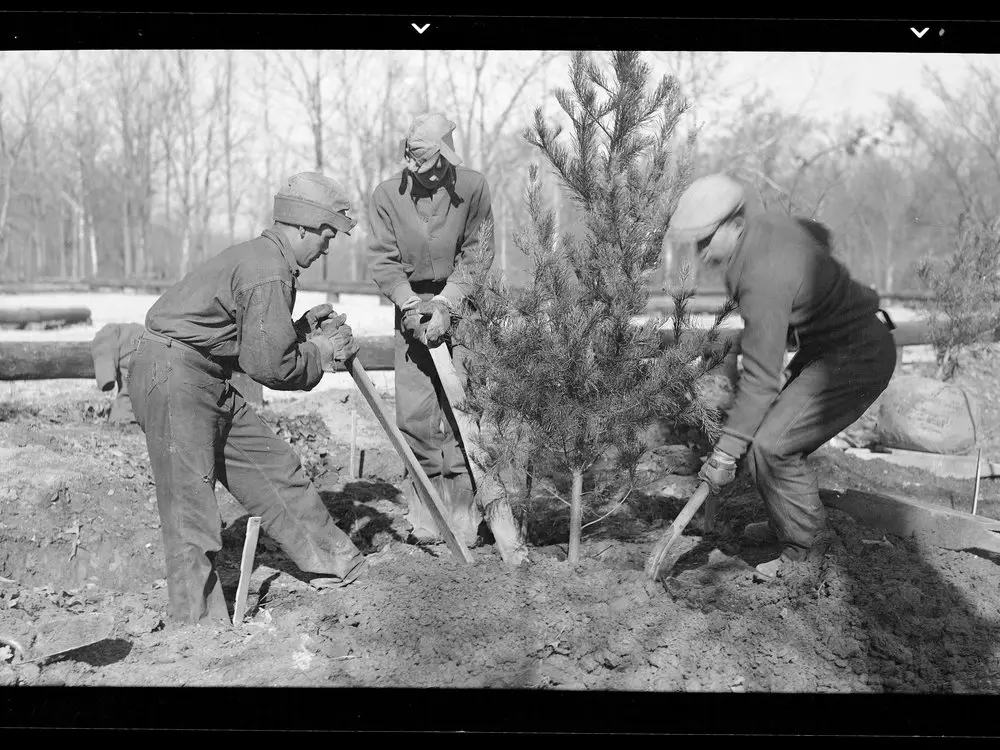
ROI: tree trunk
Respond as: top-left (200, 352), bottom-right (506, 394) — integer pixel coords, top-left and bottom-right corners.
top-left (568, 467), bottom-right (584, 563)
top-left (500, 199), bottom-right (508, 273)
top-left (179, 221), bottom-right (191, 278)
top-left (224, 51), bottom-right (236, 245)
top-left (58, 206), bottom-right (66, 278)
top-left (88, 215), bottom-right (98, 276)
top-left (122, 196), bottom-right (133, 278)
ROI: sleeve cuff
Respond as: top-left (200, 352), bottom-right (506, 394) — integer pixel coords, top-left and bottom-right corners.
top-left (389, 282), bottom-right (416, 307)
top-left (438, 282), bottom-right (465, 308)
top-left (715, 432), bottom-right (750, 460)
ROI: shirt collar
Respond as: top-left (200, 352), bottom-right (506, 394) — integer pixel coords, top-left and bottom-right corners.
top-left (262, 228), bottom-right (301, 278)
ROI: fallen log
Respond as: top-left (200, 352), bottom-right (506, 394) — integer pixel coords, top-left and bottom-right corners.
top-left (0, 319), bottom-right (946, 382)
top-left (0, 307), bottom-right (92, 328)
top-left (820, 488), bottom-right (1000, 556)
top-left (656, 319), bottom-right (938, 352)
top-left (844, 447), bottom-right (1000, 480)
top-left (0, 336), bottom-right (396, 380)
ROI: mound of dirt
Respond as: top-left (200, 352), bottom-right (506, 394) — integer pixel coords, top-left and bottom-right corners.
top-left (1, 354), bottom-right (999, 692)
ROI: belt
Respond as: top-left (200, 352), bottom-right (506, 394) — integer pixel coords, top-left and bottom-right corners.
top-left (142, 328), bottom-right (211, 357)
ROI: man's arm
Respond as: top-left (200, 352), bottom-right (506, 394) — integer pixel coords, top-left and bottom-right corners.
top-left (714, 264), bottom-right (801, 460)
top-left (438, 176), bottom-right (495, 308)
top-left (235, 278), bottom-right (326, 391)
top-left (366, 187), bottom-right (416, 307)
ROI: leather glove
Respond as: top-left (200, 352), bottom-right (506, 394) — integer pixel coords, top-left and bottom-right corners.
top-left (699, 448), bottom-right (737, 492)
top-left (294, 303), bottom-right (335, 341)
top-left (310, 313), bottom-right (359, 371)
top-left (399, 295), bottom-right (422, 313)
top-left (401, 309), bottom-right (425, 339)
top-left (419, 296), bottom-right (452, 344)
top-left (317, 313), bottom-right (359, 363)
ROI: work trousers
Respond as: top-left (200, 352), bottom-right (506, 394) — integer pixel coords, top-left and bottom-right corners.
top-left (393, 288), bottom-right (481, 543)
top-left (747, 314), bottom-right (897, 560)
top-left (129, 331), bottom-right (364, 625)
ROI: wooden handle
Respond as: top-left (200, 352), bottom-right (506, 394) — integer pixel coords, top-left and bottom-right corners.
top-left (645, 482), bottom-right (711, 580)
top-left (346, 357), bottom-right (474, 564)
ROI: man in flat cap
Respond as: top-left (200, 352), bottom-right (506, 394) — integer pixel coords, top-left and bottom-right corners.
top-left (130, 172), bottom-right (375, 626)
top-left (367, 113), bottom-right (495, 547)
top-left (666, 173), bottom-right (897, 580)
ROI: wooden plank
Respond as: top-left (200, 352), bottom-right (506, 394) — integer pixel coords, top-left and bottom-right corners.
top-left (232, 516), bottom-right (262, 627)
top-left (820, 488), bottom-right (1000, 555)
top-left (0, 307), bottom-right (92, 327)
top-left (845, 448), bottom-right (1000, 479)
top-left (346, 356), bottom-right (474, 564)
top-left (0, 336), bottom-right (396, 380)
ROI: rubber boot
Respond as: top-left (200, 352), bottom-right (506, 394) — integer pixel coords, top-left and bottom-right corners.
top-left (444, 474), bottom-right (483, 549)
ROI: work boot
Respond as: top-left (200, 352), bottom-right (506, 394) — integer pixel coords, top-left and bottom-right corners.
top-left (403, 479), bottom-right (443, 545)
top-left (742, 521), bottom-right (779, 546)
top-left (309, 547), bottom-right (391, 590)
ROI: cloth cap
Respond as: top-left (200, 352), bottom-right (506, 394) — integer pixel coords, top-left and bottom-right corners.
top-left (273, 172), bottom-right (357, 235)
top-left (665, 174), bottom-right (746, 243)
top-left (402, 113), bottom-right (463, 174)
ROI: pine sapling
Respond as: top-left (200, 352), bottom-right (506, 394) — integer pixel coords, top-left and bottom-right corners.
top-left (452, 51), bottom-right (736, 563)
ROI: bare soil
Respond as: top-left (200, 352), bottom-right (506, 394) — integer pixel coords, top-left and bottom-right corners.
top-left (1, 353), bottom-right (999, 695)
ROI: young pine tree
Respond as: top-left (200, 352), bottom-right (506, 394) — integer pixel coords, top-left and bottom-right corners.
top-left (451, 51), bottom-right (736, 563)
top-left (916, 212), bottom-right (1000, 381)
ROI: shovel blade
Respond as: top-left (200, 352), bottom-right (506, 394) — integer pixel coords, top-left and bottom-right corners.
top-left (26, 612), bottom-right (115, 663)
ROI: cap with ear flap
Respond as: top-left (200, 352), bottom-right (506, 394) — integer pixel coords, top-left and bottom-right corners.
top-left (273, 172), bottom-right (358, 235)
top-left (665, 174), bottom-right (746, 243)
top-left (402, 113), bottom-right (463, 174)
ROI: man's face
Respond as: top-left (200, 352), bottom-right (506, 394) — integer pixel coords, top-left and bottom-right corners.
top-left (697, 219), bottom-right (742, 269)
top-left (297, 225), bottom-right (337, 268)
top-left (413, 156), bottom-right (451, 189)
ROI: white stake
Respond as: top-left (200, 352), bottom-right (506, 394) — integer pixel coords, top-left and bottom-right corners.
top-left (973, 447), bottom-right (983, 516)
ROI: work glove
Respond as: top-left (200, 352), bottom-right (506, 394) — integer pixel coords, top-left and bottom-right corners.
top-left (401, 309), bottom-right (425, 339)
top-left (699, 448), bottom-right (737, 492)
top-left (399, 295), bottom-right (422, 313)
top-left (419, 296), bottom-right (452, 344)
top-left (294, 303), bottom-right (335, 341)
top-left (311, 313), bottom-right (360, 370)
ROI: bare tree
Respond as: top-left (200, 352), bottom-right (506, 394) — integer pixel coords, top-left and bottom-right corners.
top-left (275, 50), bottom-right (333, 278)
top-left (0, 52), bottom-right (63, 276)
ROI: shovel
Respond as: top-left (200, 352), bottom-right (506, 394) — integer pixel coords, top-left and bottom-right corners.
top-left (644, 481), bottom-right (713, 581)
top-left (1, 612), bottom-right (115, 665)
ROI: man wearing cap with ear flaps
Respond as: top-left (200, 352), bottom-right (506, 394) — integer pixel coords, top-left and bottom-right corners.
top-left (665, 173), bottom-right (897, 580)
top-left (367, 113), bottom-right (495, 547)
top-left (129, 172), bottom-right (375, 626)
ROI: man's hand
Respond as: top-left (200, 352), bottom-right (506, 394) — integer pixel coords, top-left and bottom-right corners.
top-left (317, 313), bottom-right (359, 363)
top-left (401, 310), bottom-right (425, 339)
top-left (419, 296), bottom-right (452, 344)
top-left (309, 313), bottom-right (359, 370)
top-left (699, 448), bottom-right (737, 492)
top-left (399, 295), bottom-right (422, 313)
top-left (294, 303), bottom-right (335, 340)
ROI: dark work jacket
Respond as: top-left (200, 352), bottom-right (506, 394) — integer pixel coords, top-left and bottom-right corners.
top-left (715, 212), bottom-right (881, 459)
top-left (144, 229), bottom-right (325, 391)
top-left (367, 166), bottom-right (494, 308)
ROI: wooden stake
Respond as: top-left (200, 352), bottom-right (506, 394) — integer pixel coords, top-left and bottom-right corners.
top-left (350, 403), bottom-right (357, 478)
top-left (357, 449), bottom-right (365, 479)
top-left (232, 516), bottom-right (261, 628)
top-left (973, 447), bottom-right (983, 517)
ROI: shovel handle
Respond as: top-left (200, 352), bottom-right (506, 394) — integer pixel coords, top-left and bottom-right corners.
top-left (645, 481), bottom-right (712, 580)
